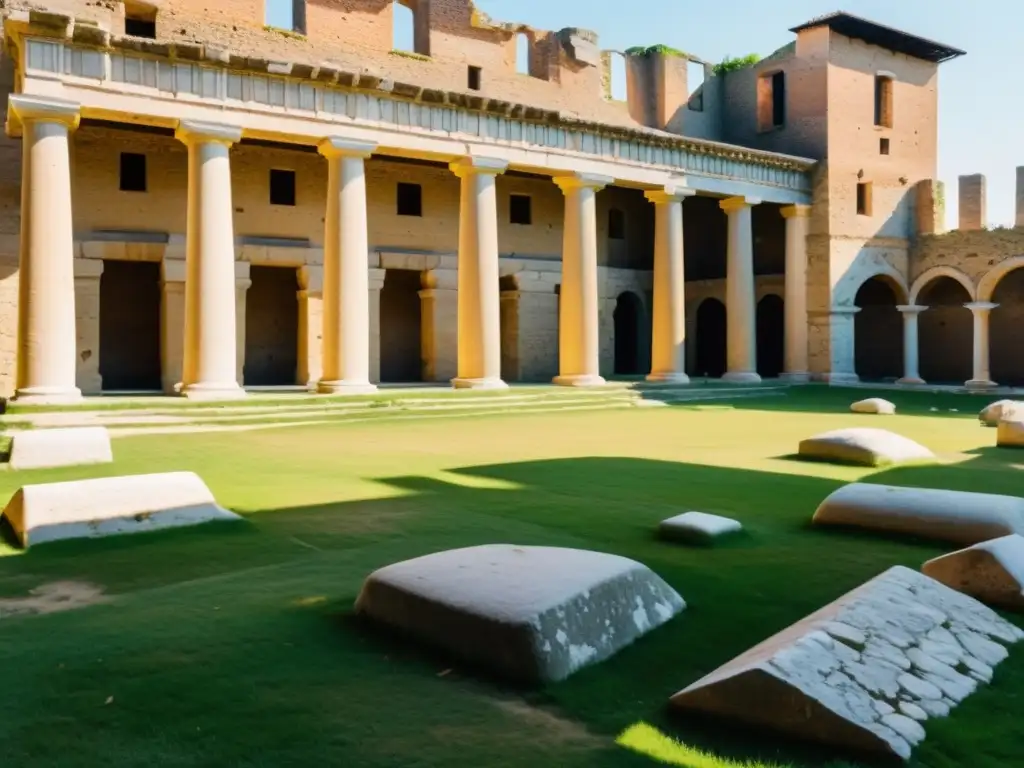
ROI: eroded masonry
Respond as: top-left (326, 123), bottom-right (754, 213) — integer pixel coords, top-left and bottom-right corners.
top-left (2, 1), bottom-right (1017, 401)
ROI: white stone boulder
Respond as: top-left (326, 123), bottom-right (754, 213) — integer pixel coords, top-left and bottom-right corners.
top-left (354, 544), bottom-right (685, 684)
top-left (850, 398), bottom-right (896, 415)
top-left (813, 484), bottom-right (1024, 546)
top-left (923, 535), bottom-right (1024, 611)
top-left (980, 400), bottom-right (1018, 427)
top-left (1, 471), bottom-right (241, 548)
top-left (670, 566), bottom-right (1023, 761)
top-left (659, 511), bottom-right (742, 545)
top-left (798, 428), bottom-right (935, 467)
top-left (996, 402), bottom-right (1024, 447)
top-left (8, 427), bottom-right (113, 470)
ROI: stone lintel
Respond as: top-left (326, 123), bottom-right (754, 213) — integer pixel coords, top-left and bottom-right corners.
top-left (175, 119), bottom-right (243, 146)
top-left (318, 137), bottom-right (377, 159)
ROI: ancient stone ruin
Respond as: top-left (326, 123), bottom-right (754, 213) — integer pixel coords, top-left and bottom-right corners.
top-left (659, 511), bottom-right (743, 545)
top-left (798, 428), bottom-right (934, 467)
top-left (923, 535), bottom-right (1024, 611)
top-left (8, 426), bottom-right (113, 470)
top-left (850, 398), bottom-right (896, 415)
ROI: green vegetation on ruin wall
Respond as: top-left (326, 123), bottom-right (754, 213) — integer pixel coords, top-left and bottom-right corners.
top-left (713, 53), bottom-right (761, 76)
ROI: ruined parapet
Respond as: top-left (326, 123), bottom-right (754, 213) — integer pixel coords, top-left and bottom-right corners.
top-left (557, 27), bottom-right (600, 67)
top-left (959, 173), bottom-right (987, 231)
top-left (623, 46), bottom-right (691, 134)
top-left (915, 179), bottom-right (945, 236)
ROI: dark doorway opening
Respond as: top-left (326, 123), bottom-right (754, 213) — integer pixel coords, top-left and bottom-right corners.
top-left (244, 265), bottom-right (299, 386)
top-left (694, 298), bottom-right (727, 378)
top-left (991, 269), bottom-right (1024, 386)
top-left (918, 277), bottom-right (972, 384)
top-left (756, 294), bottom-right (784, 379)
top-left (380, 269), bottom-right (424, 383)
top-left (614, 291), bottom-right (644, 375)
top-left (854, 277), bottom-right (903, 381)
top-left (100, 260), bottom-right (162, 390)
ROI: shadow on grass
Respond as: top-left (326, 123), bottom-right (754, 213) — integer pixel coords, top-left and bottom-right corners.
top-left (0, 456), bottom-right (1019, 767)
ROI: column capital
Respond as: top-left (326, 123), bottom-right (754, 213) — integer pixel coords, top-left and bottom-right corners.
top-left (781, 204), bottom-right (812, 219)
top-left (897, 304), bottom-right (928, 315)
top-left (554, 173), bottom-right (614, 194)
top-left (830, 305), bottom-right (862, 316)
top-left (450, 156), bottom-right (508, 178)
top-left (318, 137), bottom-right (377, 159)
top-left (645, 185), bottom-right (696, 205)
top-left (965, 301), bottom-right (998, 313)
top-left (720, 195), bottom-right (762, 213)
top-left (175, 120), bottom-right (242, 147)
top-left (7, 94), bottom-right (80, 132)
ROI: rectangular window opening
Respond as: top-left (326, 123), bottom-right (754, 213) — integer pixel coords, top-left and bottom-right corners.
top-left (125, 16), bottom-right (157, 39)
top-left (608, 208), bottom-right (626, 240)
top-left (269, 169), bottom-right (296, 207)
top-left (757, 71), bottom-right (786, 131)
top-left (856, 182), bottom-right (872, 216)
top-left (468, 66), bottom-right (482, 91)
top-left (397, 182), bottom-right (423, 217)
top-left (771, 71), bottom-right (786, 127)
top-left (875, 75), bottom-right (894, 128)
top-left (510, 194), bottom-right (532, 225)
top-left (119, 152), bottom-right (147, 192)
top-left (879, 137), bottom-right (890, 156)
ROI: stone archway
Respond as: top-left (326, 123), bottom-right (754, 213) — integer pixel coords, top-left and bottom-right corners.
top-left (613, 291), bottom-right (644, 375)
top-left (756, 294), bottom-right (784, 379)
top-left (694, 297), bottom-right (726, 378)
top-left (918, 276), bottom-right (972, 384)
top-left (991, 268), bottom-right (1024, 385)
top-left (854, 276), bottom-right (902, 381)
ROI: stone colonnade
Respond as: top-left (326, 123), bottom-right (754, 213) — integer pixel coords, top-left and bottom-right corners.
top-left (9, 94), bottom-right (813, 402)
top-left (897, 301), bottom-right (1000, 389)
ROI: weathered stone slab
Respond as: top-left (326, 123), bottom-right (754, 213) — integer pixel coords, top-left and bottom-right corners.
top-left (1, 471), bottom-right (240, 548)
top-left (355, 544), bottom-right (685, 684)
top-left (9, 427), bottom-right (113, 470)
top-left (670, 566), bottom-right (1023, 761)
top-left (798, 428), bottom-right (934, 467)
top-left (813, 483), bottom-right (1024, 546)
top-left (659, 512), bottom-right (742, 545)
top-left (923, 535), bottom-right (1024, 610)
top-left (980, 400), bottom-right (1018, 427)
top-left (851, 398), bottom-right (896, 415)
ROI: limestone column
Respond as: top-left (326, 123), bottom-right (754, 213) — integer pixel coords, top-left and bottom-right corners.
top-left (368, 268), bottom-right (385, 384)
top-left (720, 196), bottom-right (762, 383)
top-left (11, 95), bottom-right (82, 403)
top-left (297, 265), bottom-right (323, 389)
top-left (780, 204), bottom-right (811, 382)
top-left (896, 305), bottom-right (927, 385)
top-left (73, 258), bottom-right (104, 395)
top-left (420, 269), bottom-right (459, 382)
top-left (451, 157), bottom-right (508, 389)
top-left (318, 137), bottom-right (378, 394)
top-left (175, 120), bottom-right (245, 400)
top-left (553, 173), bottom-right (612, 386)
top-left (160, 255), bottom-right (186, 393)
top-left (966, 301), bottom-right (998, 389)
top-left (645, 186), bottom-right (694, 383)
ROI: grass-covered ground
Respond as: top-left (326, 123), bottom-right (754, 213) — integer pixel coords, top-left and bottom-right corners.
top-left (0, 386), bottom-right (1020, 768)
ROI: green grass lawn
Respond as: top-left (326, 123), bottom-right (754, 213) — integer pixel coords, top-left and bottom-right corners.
top-left (0, 386), bottom-right (1020, 768)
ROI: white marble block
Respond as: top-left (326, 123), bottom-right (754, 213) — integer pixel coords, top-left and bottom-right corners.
top-left (850, 398), bottom-right (896, 415)
top-left (799, 428), bottom-right (934, 467)
top-left (923, 535), bottom-right (1024, 610)
top-left (9, 427), bottom-right (113, 470)
top-left (659, 512), bottom-right (743, 544)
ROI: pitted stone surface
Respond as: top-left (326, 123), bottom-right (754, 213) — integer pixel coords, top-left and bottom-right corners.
top-left (851, 398), bottom-right (896, 415)
top-left (813, 484), bottom-right (1024, 545)
top-left (923, 534), bottom-right (1024, 610)
top-left (980, 400), bottom-right (1018, 427)
top-left (354, 544), bottom-right (685, 684)
top-left (659, 512), bottom-right (743, 545)
top-left (799, 429), bottom-right (935, 467)
top-left (9, 426), bottom-right (113, 470)
top-left (669, 567), bottom-right (1022, 761)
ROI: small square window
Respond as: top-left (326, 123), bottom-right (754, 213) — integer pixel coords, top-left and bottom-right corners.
top-left (269, 169), bottom-right (296, 206)
top-left (857, 182), bottom-right (872, 216)
top-left (608, 208), bottom-right (626, 240)
top-left (510, 194), bottom-right (532, 225)
top-left (125, 16), bottom-right (157, 39)
top-left (879, 138), bottom-right (890, 155)
top-left (119, 152), bottom-right (147, 192)
top-left (397, 182), bottom-right (423, 217)
top-left (468, 66), bottom-right (482, 91)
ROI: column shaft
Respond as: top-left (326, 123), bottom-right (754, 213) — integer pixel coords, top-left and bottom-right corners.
top-left (781, 204), bottom-right (811, 381)
top-left (721, 196), bottom-right (761, 383)
top-left (318, 138), bottom-right (377, 394)
top-left (554, 174), bottom-right (612, 386)
top-left (646, 187), bottom-right (692, 383)
top-left (966, 302), bottom-right (998, 389)
top-left (177, 120), bottom-right (244, 400)
top-left (12, 96), bottom-right (82, 403)
top-left (451, 157), bottom-right (508, 389)
top-left (895, 305), bottom-right (926, 385)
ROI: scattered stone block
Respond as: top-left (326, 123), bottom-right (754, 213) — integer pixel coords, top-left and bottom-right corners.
top-left (813, 483), bottom-right (1024, 546)
top-left (923, 535), bottom-right (1024, 611)
top-left (659, 512), bottom-right (742, 545)
top-left (8, 427), bottom-right (113, 470)
top-left (669, 566), bottom-right (1023, 761)
top-left (798, 428), bottom-right (935, 467)
top-left (1, 471), bottom-right (240, 548)
top-left (355, 544), bottom-right (685, 684)
top-left (980, 400), bottom-right (1017, 427)
top-left (997, 403), bottom-right (1024, 447)
top-left (850, 398), bottom-right (896, 415)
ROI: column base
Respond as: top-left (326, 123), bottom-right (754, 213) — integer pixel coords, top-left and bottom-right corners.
top-left (780, 371), bottom-right (811, 384)
top-left (722, 371), bottom-right (762, 384)
top-left (553, 374), bottom-right (607, 387)
top-left (896, 376), bottom-right (926, 386)
top-left (13, 385), bottom-right (83, 405)
top-left (966, 378), bottom-right (998, 391)
top-left (317, 380), bottom-right (378, 395)
top-left (451, 377), bottom-right (509, 391)
top-left (824, 372), bottom-right (860, 385)
top-left (646, 372), bottom-right (690, 385)
top-left (180, 382), bottom-right (247, 401)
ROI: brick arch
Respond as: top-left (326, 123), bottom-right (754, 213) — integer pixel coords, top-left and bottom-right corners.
top-left (909, 266), bottom-right (976, 305)
top-left (832, 258), bottom-right (909, 308)
top-left (978, 256), bottom-right (1024, 303)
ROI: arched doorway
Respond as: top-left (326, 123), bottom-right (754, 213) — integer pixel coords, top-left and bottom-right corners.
top-left (380, 269), bottom-right (424, 383)
top-left (991, 269), bottom-right (1024, 385)
top-left (694, 298), bottom-right (726, 378)
top-left (613, 292), bottom-right (644, 375)
top-left (854, 277), bottom-right (902, 381)
top-left (756, 294), bottom-right (784, 378)
top-left (918, 277), bottom-right (972, 384)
